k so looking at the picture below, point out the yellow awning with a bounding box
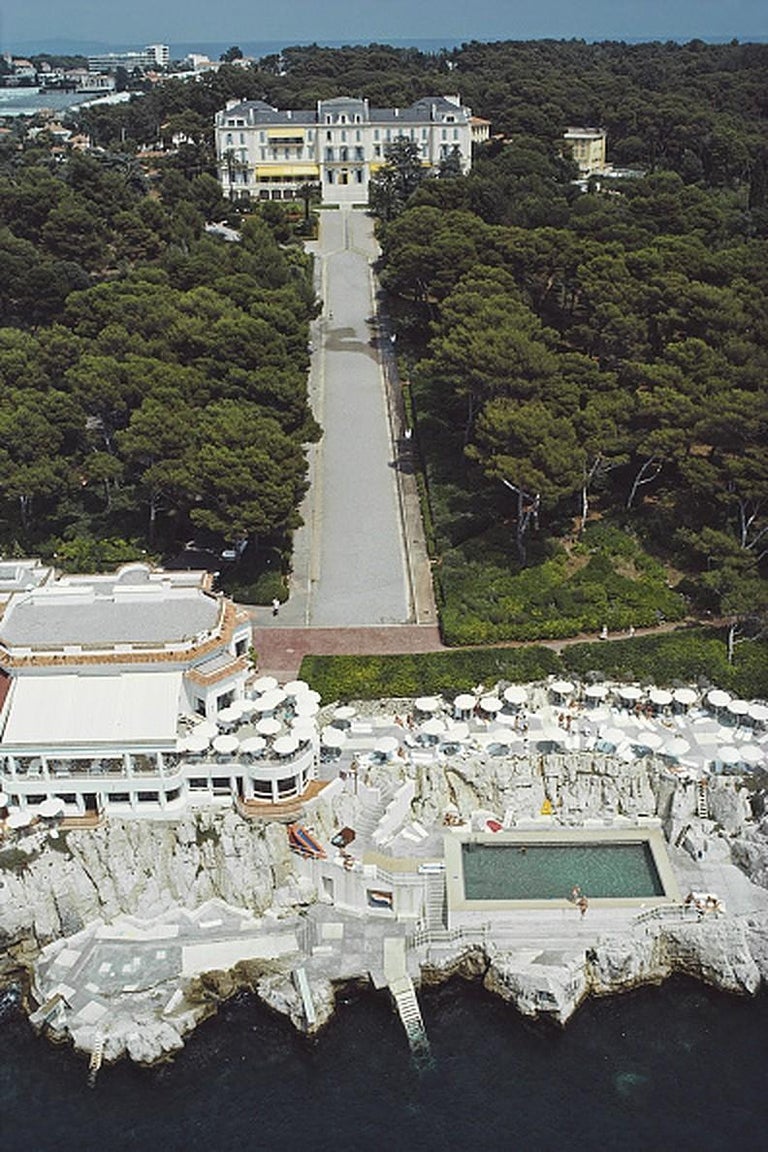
[266,127,306,139]
[254,164,320,178]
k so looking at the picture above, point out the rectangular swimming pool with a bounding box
[444,827,679,916]
[462,841,664,900]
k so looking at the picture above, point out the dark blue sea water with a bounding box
[1,978,767,1152]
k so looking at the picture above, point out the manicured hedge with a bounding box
[299,646,561,701]
[299,632,768,701]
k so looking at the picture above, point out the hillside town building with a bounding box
[215,94,474,205]
[88,44,169,74]
[563,126,608,176]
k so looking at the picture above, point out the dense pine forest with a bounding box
[0,40,765,655]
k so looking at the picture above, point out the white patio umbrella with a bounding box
[618,685,643,702]
[443,721,470,742]
[256,717,282,736]
[414,695,441,713]
[453,693,476,714]
[333,705,357,723]
[212,734,239,755]
[185,733,210,754]
[374,736,399,757]
[649,688,673,707]
[673,687,698,707]
[192,720,217,740]
[7,811,33,829]
[738,744,764,766]
[584,684,608,700]
[290,714,317,733]
[707,688,731,709]
[282,679,309,697]
[239,736,266,755]
[273,735,300,757]
[321,726,347,748]
[747,703,768,724]
[664,737,690,759]
[479,695,503,714]
[294,698,319,718]
[421,717,446,737]
[727,699,750,718]
[252,675,278,694]
[260,688,287,711]
[37,797,66,819]
[550,679,575,697]
[0,792,8,807]
[717,745,741,766]
[503,685,527,706]
[216,705,241,726]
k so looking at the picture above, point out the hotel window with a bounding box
[260,131,265,142]
[239,132,245,144]
[355,129,361,141]
[341,130,347,142]
[110,793,130,804]
[326,130,332,141]
[226,133,233,146]
[374,129,379,141]
[195,698,206,716]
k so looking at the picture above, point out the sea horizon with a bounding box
[3,34,767,59]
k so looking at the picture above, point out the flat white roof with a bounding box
[1,671,182,747]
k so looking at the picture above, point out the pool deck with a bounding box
[444,827,680,916]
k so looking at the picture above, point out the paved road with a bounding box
[264,210,413,629]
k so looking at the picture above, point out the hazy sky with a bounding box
[3,0,766,49]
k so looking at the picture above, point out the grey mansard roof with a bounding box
[218,95,470,127]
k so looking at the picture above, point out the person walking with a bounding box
[271,598,280,617]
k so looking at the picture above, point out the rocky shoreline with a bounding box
[2,691,768,1068]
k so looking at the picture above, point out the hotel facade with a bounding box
[215,94,474,206]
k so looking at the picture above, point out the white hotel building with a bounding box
[0,563,317,823]
[215,94,474,206]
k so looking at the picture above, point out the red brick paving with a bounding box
[252,624,443,680]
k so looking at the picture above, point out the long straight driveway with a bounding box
[287,210,411,627]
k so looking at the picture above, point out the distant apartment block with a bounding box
[88,43,169,74]
[563,126,607,176]
[215,94,475,206]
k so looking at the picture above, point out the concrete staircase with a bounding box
[424,871,446,930]
[355,782,397,846]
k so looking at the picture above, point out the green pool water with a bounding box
[461,841,665,900]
